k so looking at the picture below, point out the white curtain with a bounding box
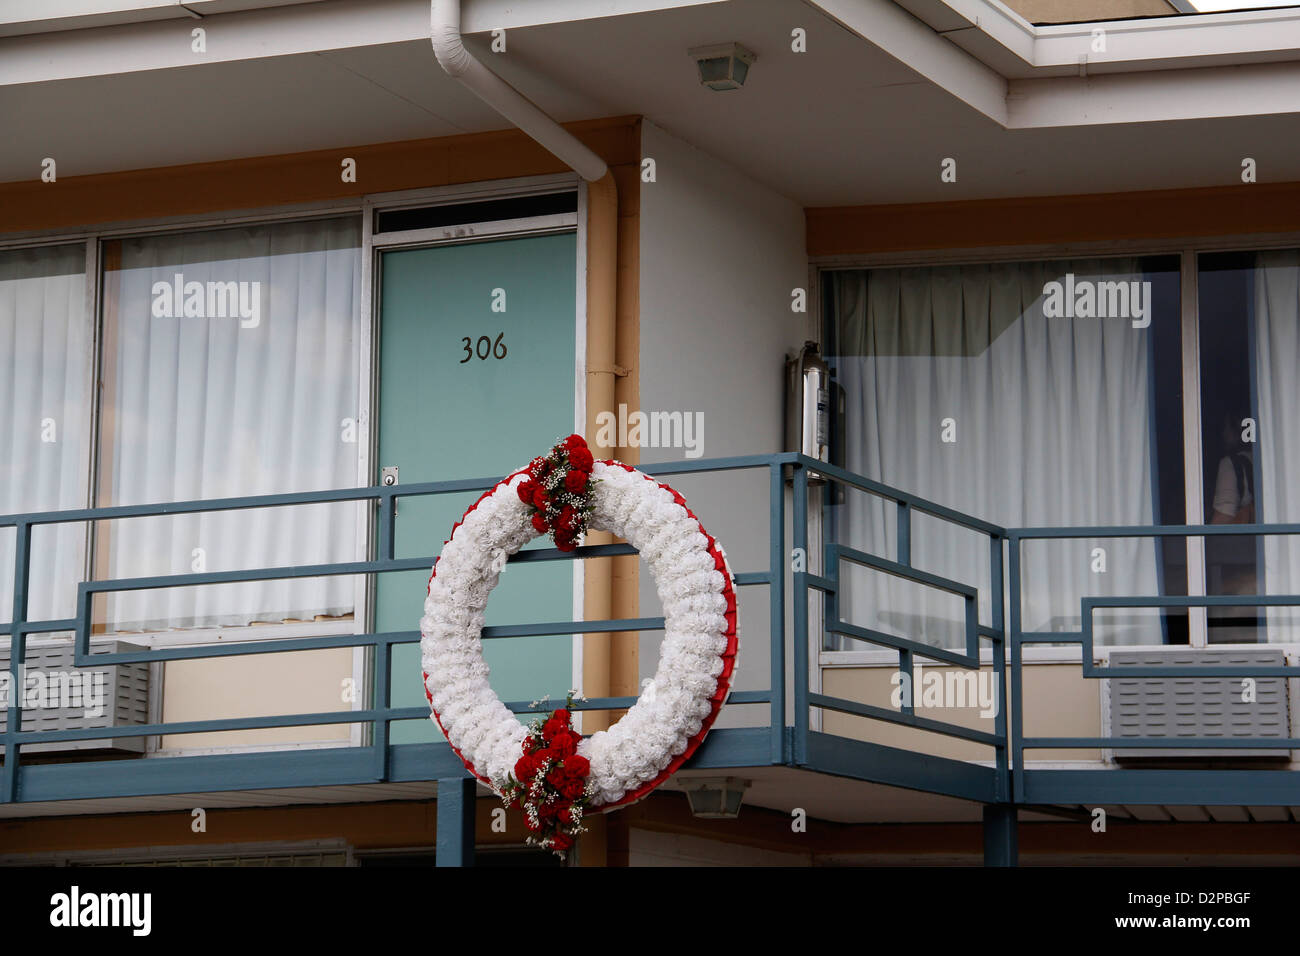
[0,244,91,624]
[830,258,1159,649]
[102,218,362,630]
[1254,250,1300,643]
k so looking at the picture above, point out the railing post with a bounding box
[897,649,914,717]
[436,777,476,867]
[1008,533,1025,800]
[792,464,809,766]
[822,463,839,724]
[372,638,391,781]
[3,521,31,804]
[991,533,1010,804]
[896,500,911,567]
[769,461,786,766]
[982,803,1018,867]
[376,491,396,562]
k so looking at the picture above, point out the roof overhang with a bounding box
[812,0,1300,127]
[3,0,1300,207]
[898,0,1300,75]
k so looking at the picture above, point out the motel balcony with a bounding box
[3,453,1300,866]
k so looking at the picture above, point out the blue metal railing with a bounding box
[0,455,792,805]
[788,459,1010,804]
[3,453,1300,812]
[1008,522,1300,805]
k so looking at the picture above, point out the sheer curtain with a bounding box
[1254,250,1300,643]
[100,218,362,630]
[829,258,1158,649]
[0,244,91,623]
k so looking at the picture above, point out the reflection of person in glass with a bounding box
[1208,409,1258,642]
[1210,410,1254,525]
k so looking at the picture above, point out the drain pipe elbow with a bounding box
[431,0,473,78]
[430,0,609,183]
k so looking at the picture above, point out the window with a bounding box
[823,245,1300,651]
[0,244,92,624]
[93,217,363,632]
[822,255,1186,650]
[1198,249,1300,644]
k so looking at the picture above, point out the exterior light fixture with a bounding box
[682,777,750,818]
[688,43,756,91]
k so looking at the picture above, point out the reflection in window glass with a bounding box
[97,218,362,631]
[1200,250,1300,643]
[823,256,1184,650]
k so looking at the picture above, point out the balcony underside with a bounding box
[5,728,1299,824]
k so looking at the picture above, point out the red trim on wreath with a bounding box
[583,462,738,812]
[419,460,739,809]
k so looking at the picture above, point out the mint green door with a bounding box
[376,232,578,744]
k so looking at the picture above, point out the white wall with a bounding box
[636,120,809,726]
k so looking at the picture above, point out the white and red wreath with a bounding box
[420,434,738,856]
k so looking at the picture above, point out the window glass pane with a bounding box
[96,218,362,631]
[0,244,91,622]
[823,256,1184,650]
[1199,249,1300,643]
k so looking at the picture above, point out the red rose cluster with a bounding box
[502,700,591,855]
[515,434,596,553]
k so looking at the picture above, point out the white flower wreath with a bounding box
[420,458,738,810]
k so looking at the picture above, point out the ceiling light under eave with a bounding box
[689,42,756,92]
[682,777,751,818]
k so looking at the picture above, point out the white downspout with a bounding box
[430,0,609,182]
[430,0,633,746]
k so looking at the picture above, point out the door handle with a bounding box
[381,465,398,515]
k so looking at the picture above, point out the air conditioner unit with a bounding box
[0,640,150,755]
[1104,647,1292,761]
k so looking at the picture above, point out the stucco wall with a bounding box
[636,120,808,725]
[821,662,1103,762]
[160,647,355,750]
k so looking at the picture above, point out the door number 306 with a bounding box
[460,333,507,363]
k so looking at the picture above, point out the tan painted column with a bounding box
[582,174,642,725]
[582,170,617,736]
[579,162,640,866]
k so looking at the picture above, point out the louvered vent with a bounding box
[1106,648,1291,760]
[0,641,149,754]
